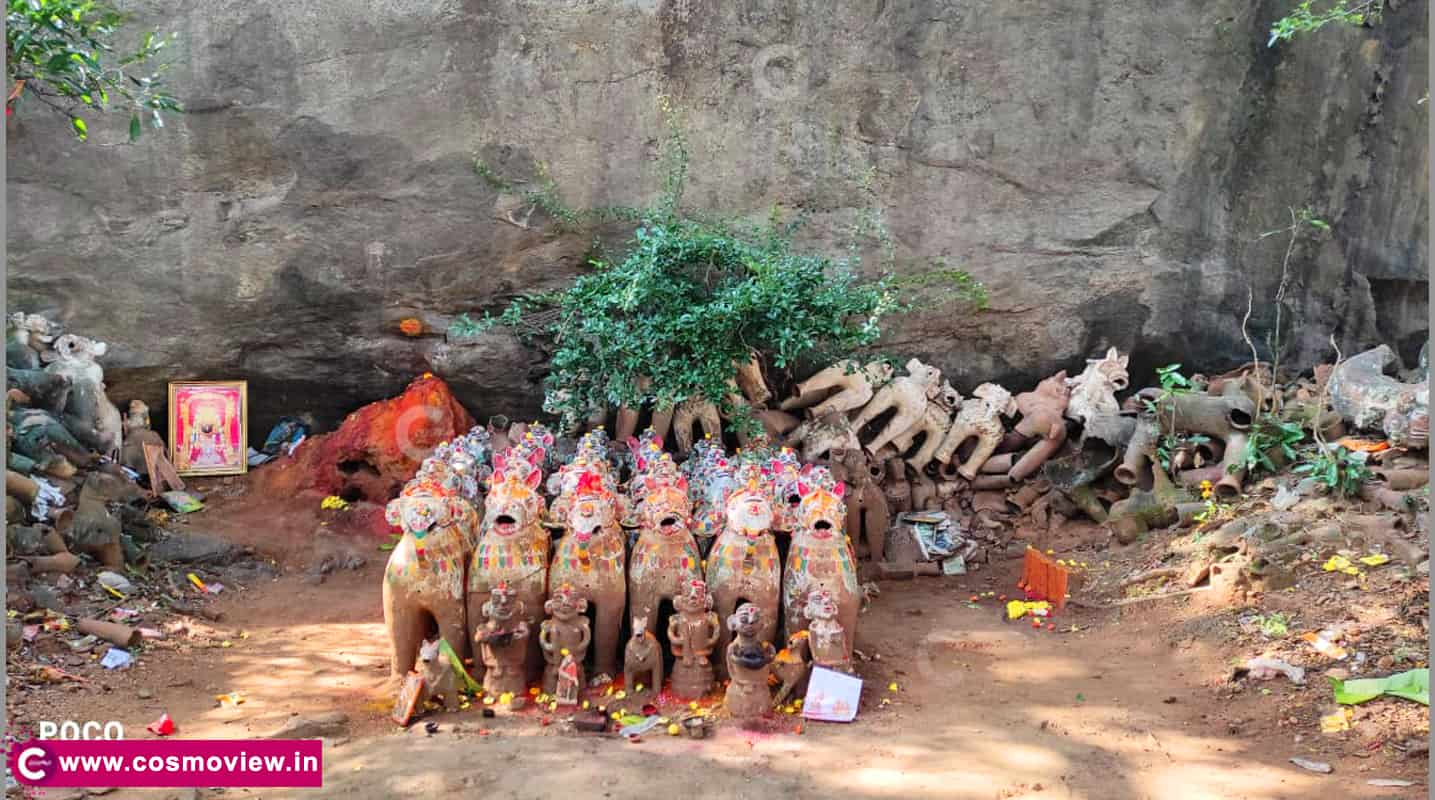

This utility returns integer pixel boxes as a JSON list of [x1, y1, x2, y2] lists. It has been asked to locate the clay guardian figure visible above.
[[549, 469, 627, 677], [476, 582, 532, 699], [1006, 371, 1072, 481], [668, 579, 722, 699], [724, 603, 777, 721], [934, 382, 1017, 480], [782, 467, 859, 660], [382, 474, 476, 683], [627, 479, 702, 638], [467, 448, 549, 683], [539, 584, 591, 694], [704, 464, 781, 678], [851, 358, 944, 455]]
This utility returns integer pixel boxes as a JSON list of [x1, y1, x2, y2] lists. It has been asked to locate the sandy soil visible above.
[[10, 486, 1428, 800]]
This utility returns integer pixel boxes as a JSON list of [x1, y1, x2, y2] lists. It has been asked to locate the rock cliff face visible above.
[[7, 0, 1428, 439]]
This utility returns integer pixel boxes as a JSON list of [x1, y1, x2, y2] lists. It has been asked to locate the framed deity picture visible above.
[[168, 381, 249, 476]]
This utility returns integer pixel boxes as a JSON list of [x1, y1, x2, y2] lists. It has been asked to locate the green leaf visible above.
[[70, 116, 87, 139], [128, 113, 141, 141]]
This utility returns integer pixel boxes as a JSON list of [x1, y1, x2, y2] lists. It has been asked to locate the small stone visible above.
[[138, 689, 154, 700]]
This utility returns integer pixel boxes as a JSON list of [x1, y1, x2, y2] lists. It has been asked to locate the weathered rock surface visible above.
[[6, 1, 1428, 436], [147, 531, 240, 565]]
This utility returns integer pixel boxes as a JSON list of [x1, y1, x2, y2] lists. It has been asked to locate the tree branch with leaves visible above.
[[6, 0, 182, 141]]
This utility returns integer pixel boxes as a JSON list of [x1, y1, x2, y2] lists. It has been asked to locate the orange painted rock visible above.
[[256, 374, 474, 504]]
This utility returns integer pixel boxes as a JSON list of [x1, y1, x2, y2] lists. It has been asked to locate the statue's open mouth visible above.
[[575, 524, 600, 542], [659, 515, 679, 529], [494, 514, 517, 535], [812, 519, 835, 537]]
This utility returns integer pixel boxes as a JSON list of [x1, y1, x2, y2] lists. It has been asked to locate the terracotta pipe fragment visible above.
[[1177, 466, 1225, 489], [1114, 416, 1159, 486], [978, 453, 1017, 475], [1213, 432, 1248, 500], [77, 618, 140, 648], [1372, 468, 1429, 491], [969, 474, 1014, 490], [26, 552, 80, 574], [1009, 432, 1065, 482]]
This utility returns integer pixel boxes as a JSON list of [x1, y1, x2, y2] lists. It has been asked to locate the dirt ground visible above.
[[10, 481, 1430, 800]]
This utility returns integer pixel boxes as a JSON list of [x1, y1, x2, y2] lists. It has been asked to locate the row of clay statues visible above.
[[384, 426, 860, 713]]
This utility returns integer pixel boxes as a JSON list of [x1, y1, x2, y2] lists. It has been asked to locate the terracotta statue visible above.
[[934, 382, 1017, 480], [672, 397, 722, 456], [782, 468, 859, 663], [754, 408, 802, 441], [1007, 371, 1072, 481], [554, 652, 582, 706], [684, 439, 734, 558], [805, 589, 853, 674], [42, 334, 122, 460], [724, 603, 776, 720], [467, 448, 549, 682], [539, 584, 591, 694], [627, 481, 702, 637], [1065, 347, 1130, 426], [765, 448, 805, 534], [704, 463, 781, 678], [851, 358, 945, 455], [476, 583, 532, 699], [828, 447, 890, 561], [888, 381, 962, 472], [780, 410, 860, 463], [882, 455, 913, 514], [383, 479, 477, 682], [549, 469, 627, 677], [417, 638, 462, 712], [668, 578, 721, 699], [772, 631, 813, 706], [780, 360, 895, 418], [623, 612, 663, 699], [909, 467, 938, 511]]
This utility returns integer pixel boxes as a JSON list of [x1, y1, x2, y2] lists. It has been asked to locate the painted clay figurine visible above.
[[780, 410, 861, 464], [668, 578, 721, 700], [476, 582, 532, 699], [549, 469, 627, 677], [554, 652, 582, 707], [383, 476, 476, 682], [627, 479, 702, 638], [417, 638, 462, 712], [468, 448, 549, 682], [623, 612, 663, 699], [724, 603, 777, 720], [539, 584, 591, 694], [782, 467, 859, 660], [805, 589, 853, 674], [704, 464, 781, 677]]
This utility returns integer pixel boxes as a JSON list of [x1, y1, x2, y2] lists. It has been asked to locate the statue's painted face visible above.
[[725, 485, 773, 536], [798, 487, 846, 540], [641, 485, 692, 537]]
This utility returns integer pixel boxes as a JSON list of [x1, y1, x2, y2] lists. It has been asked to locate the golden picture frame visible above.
[[168, 380, 249, 477]]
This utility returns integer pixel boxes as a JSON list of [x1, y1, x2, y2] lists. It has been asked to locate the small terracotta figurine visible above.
[[554, 652, 582, 707], [623, 612, 663, 699], [476, 583, 532, 699], [539, 584, 592, 694], [772, 631, 813, 706], [417, 638, 461, 712], [805, 590, 853, 675], [781, 411, 861, 463], [668, 578, 721, 699], [723, 603, 776, 720]]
